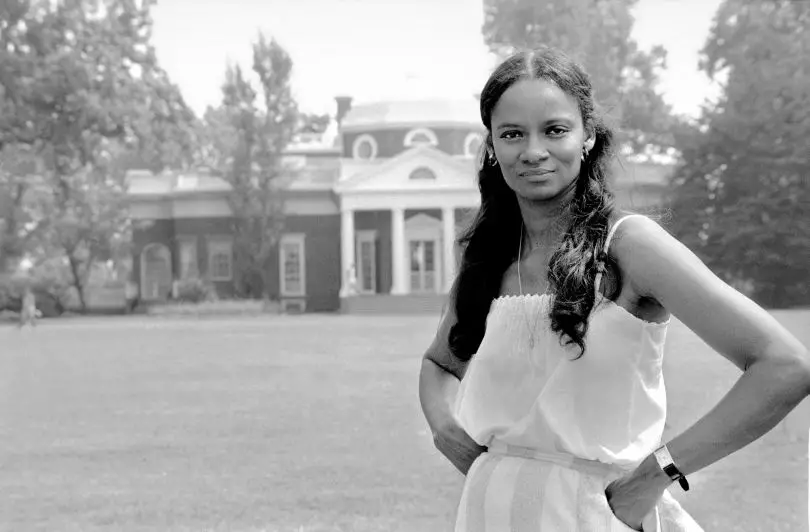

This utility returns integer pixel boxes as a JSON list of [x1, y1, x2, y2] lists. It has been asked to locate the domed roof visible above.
[[340, 98, 483, 132]]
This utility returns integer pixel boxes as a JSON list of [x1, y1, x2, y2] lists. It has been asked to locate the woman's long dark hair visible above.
[[448, 47, 617, 360]]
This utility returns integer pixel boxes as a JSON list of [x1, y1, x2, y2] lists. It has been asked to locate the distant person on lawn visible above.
[[19, 285, 38, 328], [418, 46, 810, 531]]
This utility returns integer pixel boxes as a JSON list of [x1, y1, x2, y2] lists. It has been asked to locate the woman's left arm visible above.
[[607, 216, 810, 525]]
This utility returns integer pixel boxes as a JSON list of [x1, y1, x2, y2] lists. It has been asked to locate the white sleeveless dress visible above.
[[453, 215, 703, 532]]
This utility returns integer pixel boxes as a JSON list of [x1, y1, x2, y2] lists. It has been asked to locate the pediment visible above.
[[335, 146, 478, 193]]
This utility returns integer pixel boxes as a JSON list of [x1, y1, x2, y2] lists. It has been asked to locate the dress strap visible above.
[[594, 214, 646, 301]]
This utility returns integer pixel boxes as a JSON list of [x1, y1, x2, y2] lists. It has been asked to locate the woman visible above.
[[418, 47, 809, 531]]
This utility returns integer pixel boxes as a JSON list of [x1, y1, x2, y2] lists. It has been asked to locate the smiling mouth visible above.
[[520, 170, 554, 178]]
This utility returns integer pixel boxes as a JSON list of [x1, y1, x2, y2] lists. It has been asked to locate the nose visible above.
[[520, 136, 549, 164]]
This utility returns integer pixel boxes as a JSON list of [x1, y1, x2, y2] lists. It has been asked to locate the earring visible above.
[[478, 151, 495, 171], [581, 147, 588, 161]]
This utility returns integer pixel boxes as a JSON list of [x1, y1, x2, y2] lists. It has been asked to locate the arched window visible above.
[[404, 128, 438, 148], [409, 166, 437, 180], [463, 132, 484, 158], [352, 134, 378, 160]]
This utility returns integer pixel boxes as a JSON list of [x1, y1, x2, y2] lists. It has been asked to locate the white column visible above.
[[340, 208, 355, 297], [442, 206, 456, 293], [391, 207, 406, 295]]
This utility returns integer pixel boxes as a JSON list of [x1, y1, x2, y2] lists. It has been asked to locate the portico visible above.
[[339, 203, 474, 297], [335, 145, 480, 299]]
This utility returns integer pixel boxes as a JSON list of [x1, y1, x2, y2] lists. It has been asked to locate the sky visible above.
[[150, 0, 725, 119]]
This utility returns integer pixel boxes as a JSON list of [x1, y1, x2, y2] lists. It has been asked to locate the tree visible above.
[[0, 0, 196, 310], [668, 0, 810, 308], [0, 145, 46, 272], [482, 0, 674, 154], [200, 34, 298, 299]]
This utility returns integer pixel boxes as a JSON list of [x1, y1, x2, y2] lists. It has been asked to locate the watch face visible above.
[[653, 446, 675, 469], [654, 446, 689, 491]]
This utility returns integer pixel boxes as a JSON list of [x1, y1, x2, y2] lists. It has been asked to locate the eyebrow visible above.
[[495, 122, 524, 130], [494, 116, 576, 131]]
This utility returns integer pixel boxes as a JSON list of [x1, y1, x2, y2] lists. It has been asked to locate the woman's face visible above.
[[490, 78, 594, 203]]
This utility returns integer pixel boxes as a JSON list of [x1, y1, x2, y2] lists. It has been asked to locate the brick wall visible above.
[[342, 126, 481, 159], [270, 214, 341, 312]]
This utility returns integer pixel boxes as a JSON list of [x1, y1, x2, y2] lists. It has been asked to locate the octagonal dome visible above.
[[340, 98, 482, 132]]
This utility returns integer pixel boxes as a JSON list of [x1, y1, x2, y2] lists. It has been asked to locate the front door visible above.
[[409, 239, 438, 293], [356, 231, 377, 294], [141, 244, 172, 300]]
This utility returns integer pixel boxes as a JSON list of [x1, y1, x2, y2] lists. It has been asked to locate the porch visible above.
[[340, 293, 447, 315], [335, 144, 481, 313], [338, 206, 475, 305]]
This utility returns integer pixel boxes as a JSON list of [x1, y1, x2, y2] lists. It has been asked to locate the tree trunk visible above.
[[66, 254, 87, 313], [0, 182, 26, 274]]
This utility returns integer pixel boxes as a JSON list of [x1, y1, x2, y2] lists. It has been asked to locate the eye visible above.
[[547, 126, 568, 137], [500, 130, 523, 140]]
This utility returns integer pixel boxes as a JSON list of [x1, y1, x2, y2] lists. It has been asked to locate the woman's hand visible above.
[[605, 454, 671, 531], [432, 416, 487, 475], [605, 477, 654, 531]]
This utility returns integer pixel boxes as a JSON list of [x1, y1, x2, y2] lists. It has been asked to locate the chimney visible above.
[[335, 95, 353, 127]]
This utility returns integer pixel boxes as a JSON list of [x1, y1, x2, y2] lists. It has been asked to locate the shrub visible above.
[[174, 277, 218, 304], [0, 266, 71, 317]]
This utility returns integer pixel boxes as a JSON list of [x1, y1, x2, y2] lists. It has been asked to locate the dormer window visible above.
[[463, 132, 484, 158], [352, 134, 378, 160], [409, 166, 436, 180], [404, 128, 438, 148]]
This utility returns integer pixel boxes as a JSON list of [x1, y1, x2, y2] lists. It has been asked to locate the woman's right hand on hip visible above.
[[433, 417, 487, 475]]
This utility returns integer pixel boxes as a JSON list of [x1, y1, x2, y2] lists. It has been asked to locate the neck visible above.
[[517, 193, 574, 251]]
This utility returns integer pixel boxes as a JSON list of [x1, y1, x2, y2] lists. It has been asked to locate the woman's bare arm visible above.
[[613, 216, 810, 490], [419, 299, 485, 474]]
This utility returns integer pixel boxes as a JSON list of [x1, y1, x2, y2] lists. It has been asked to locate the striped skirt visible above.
[[455, 442, 703, 532]]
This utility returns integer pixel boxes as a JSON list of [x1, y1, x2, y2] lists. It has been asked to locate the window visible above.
[[177, 237, 198, 279], [280, 234, 306, 296], [207, 239, 232, 281], [463, 132, 484, 157], [409, 166, 437, 180], [404, 128, 438, 148], [352, 134, 378, 160], [409, 239, 438, 293]]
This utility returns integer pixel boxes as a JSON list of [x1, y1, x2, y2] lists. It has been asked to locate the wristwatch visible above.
[[653, 444, 690, 491]]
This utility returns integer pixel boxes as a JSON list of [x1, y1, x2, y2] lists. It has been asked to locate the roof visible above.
[[285, 167, 340, 191], [125, 159, 671, 198], [340, 99, 483, 131], [125, 164, 340, 198], [125, 170, 230, 197]]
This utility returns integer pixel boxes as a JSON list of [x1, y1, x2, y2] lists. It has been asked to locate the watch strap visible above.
[[653, 445, 690, 491]]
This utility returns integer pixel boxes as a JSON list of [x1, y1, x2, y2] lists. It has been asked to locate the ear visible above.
[[485, 134, 495, 157], [583, 133, 596, 153]]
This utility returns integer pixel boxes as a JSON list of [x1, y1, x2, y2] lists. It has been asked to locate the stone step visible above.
[[341, 294, 446, 315]]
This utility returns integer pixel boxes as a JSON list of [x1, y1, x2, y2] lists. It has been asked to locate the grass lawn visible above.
[[0, 310, 808, 532]]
